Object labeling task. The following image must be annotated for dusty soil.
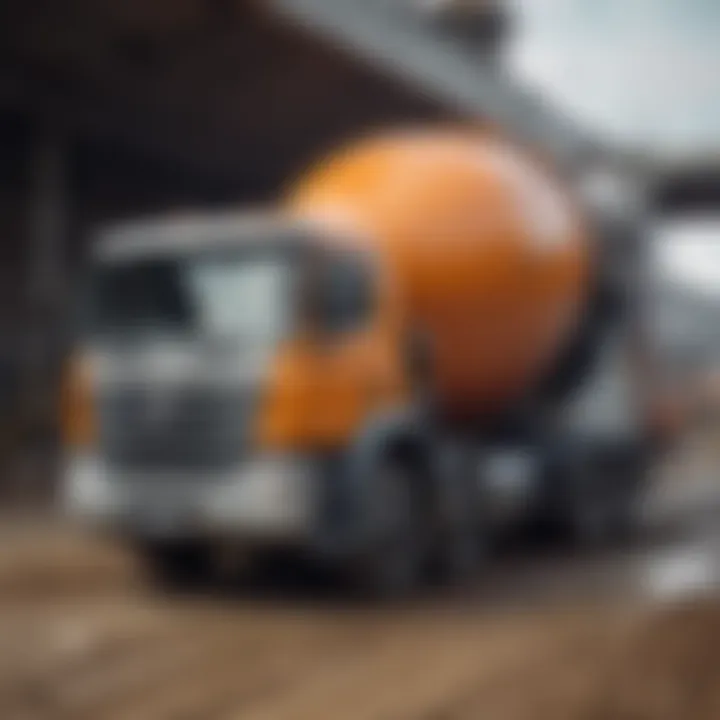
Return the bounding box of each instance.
[0,523,719,720]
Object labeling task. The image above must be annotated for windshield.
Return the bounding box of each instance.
[86,252,293,343]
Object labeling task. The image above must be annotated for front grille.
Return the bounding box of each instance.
[99,385,253,472]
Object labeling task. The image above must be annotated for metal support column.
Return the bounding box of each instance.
[20,125,70,499]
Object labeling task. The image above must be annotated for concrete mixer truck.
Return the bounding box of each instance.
[61,129,671,595]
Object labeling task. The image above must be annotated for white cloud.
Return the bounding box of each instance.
[507,0,720,159]
[653,218,720,296]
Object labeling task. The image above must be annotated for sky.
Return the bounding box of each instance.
[507,0,720,161]
[653,218,720,297]
[503,0,720,296]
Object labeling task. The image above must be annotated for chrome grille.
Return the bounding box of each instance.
[99,385,252,472]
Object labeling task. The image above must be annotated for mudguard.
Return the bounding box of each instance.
[313,407,429,558]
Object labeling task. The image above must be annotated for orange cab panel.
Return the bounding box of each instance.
[288,129,591,420]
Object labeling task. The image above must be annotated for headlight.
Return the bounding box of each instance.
[208,457,316,523]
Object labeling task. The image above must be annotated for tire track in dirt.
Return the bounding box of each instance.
[220,613,564,720]
[1,485,720,720]
[98,608,419,720]
[0,603,183,718]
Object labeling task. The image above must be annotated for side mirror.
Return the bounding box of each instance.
[305,255,374,337]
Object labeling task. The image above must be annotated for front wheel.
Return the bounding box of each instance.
[433,446,488,588]
[353,460,427,599]
[137,540,213,593]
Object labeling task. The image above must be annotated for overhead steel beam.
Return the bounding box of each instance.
[269,0,603,169]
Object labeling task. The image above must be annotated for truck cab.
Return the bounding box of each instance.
[63,212,411,585]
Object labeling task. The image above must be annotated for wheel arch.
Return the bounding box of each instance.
[320,407,434,556]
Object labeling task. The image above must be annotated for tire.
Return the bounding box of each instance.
[434,448,487,588]
[561,452,644,548]
[437,514,486,588]
[603,458,647,543]
[565,470,615,548]
[139,540,213,593]
[353,459,427,599]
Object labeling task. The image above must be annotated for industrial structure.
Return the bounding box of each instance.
[0,0,716,493]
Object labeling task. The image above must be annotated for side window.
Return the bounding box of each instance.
[320,254,375,336]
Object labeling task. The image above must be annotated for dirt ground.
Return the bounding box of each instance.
[0,523,718,720]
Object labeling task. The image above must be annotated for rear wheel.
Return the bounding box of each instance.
[558,448,645,548]
[565,469,616,547]
[436,511,486,588]
[603,456,647,542]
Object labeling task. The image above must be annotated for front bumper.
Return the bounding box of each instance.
[63,454,319,545]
